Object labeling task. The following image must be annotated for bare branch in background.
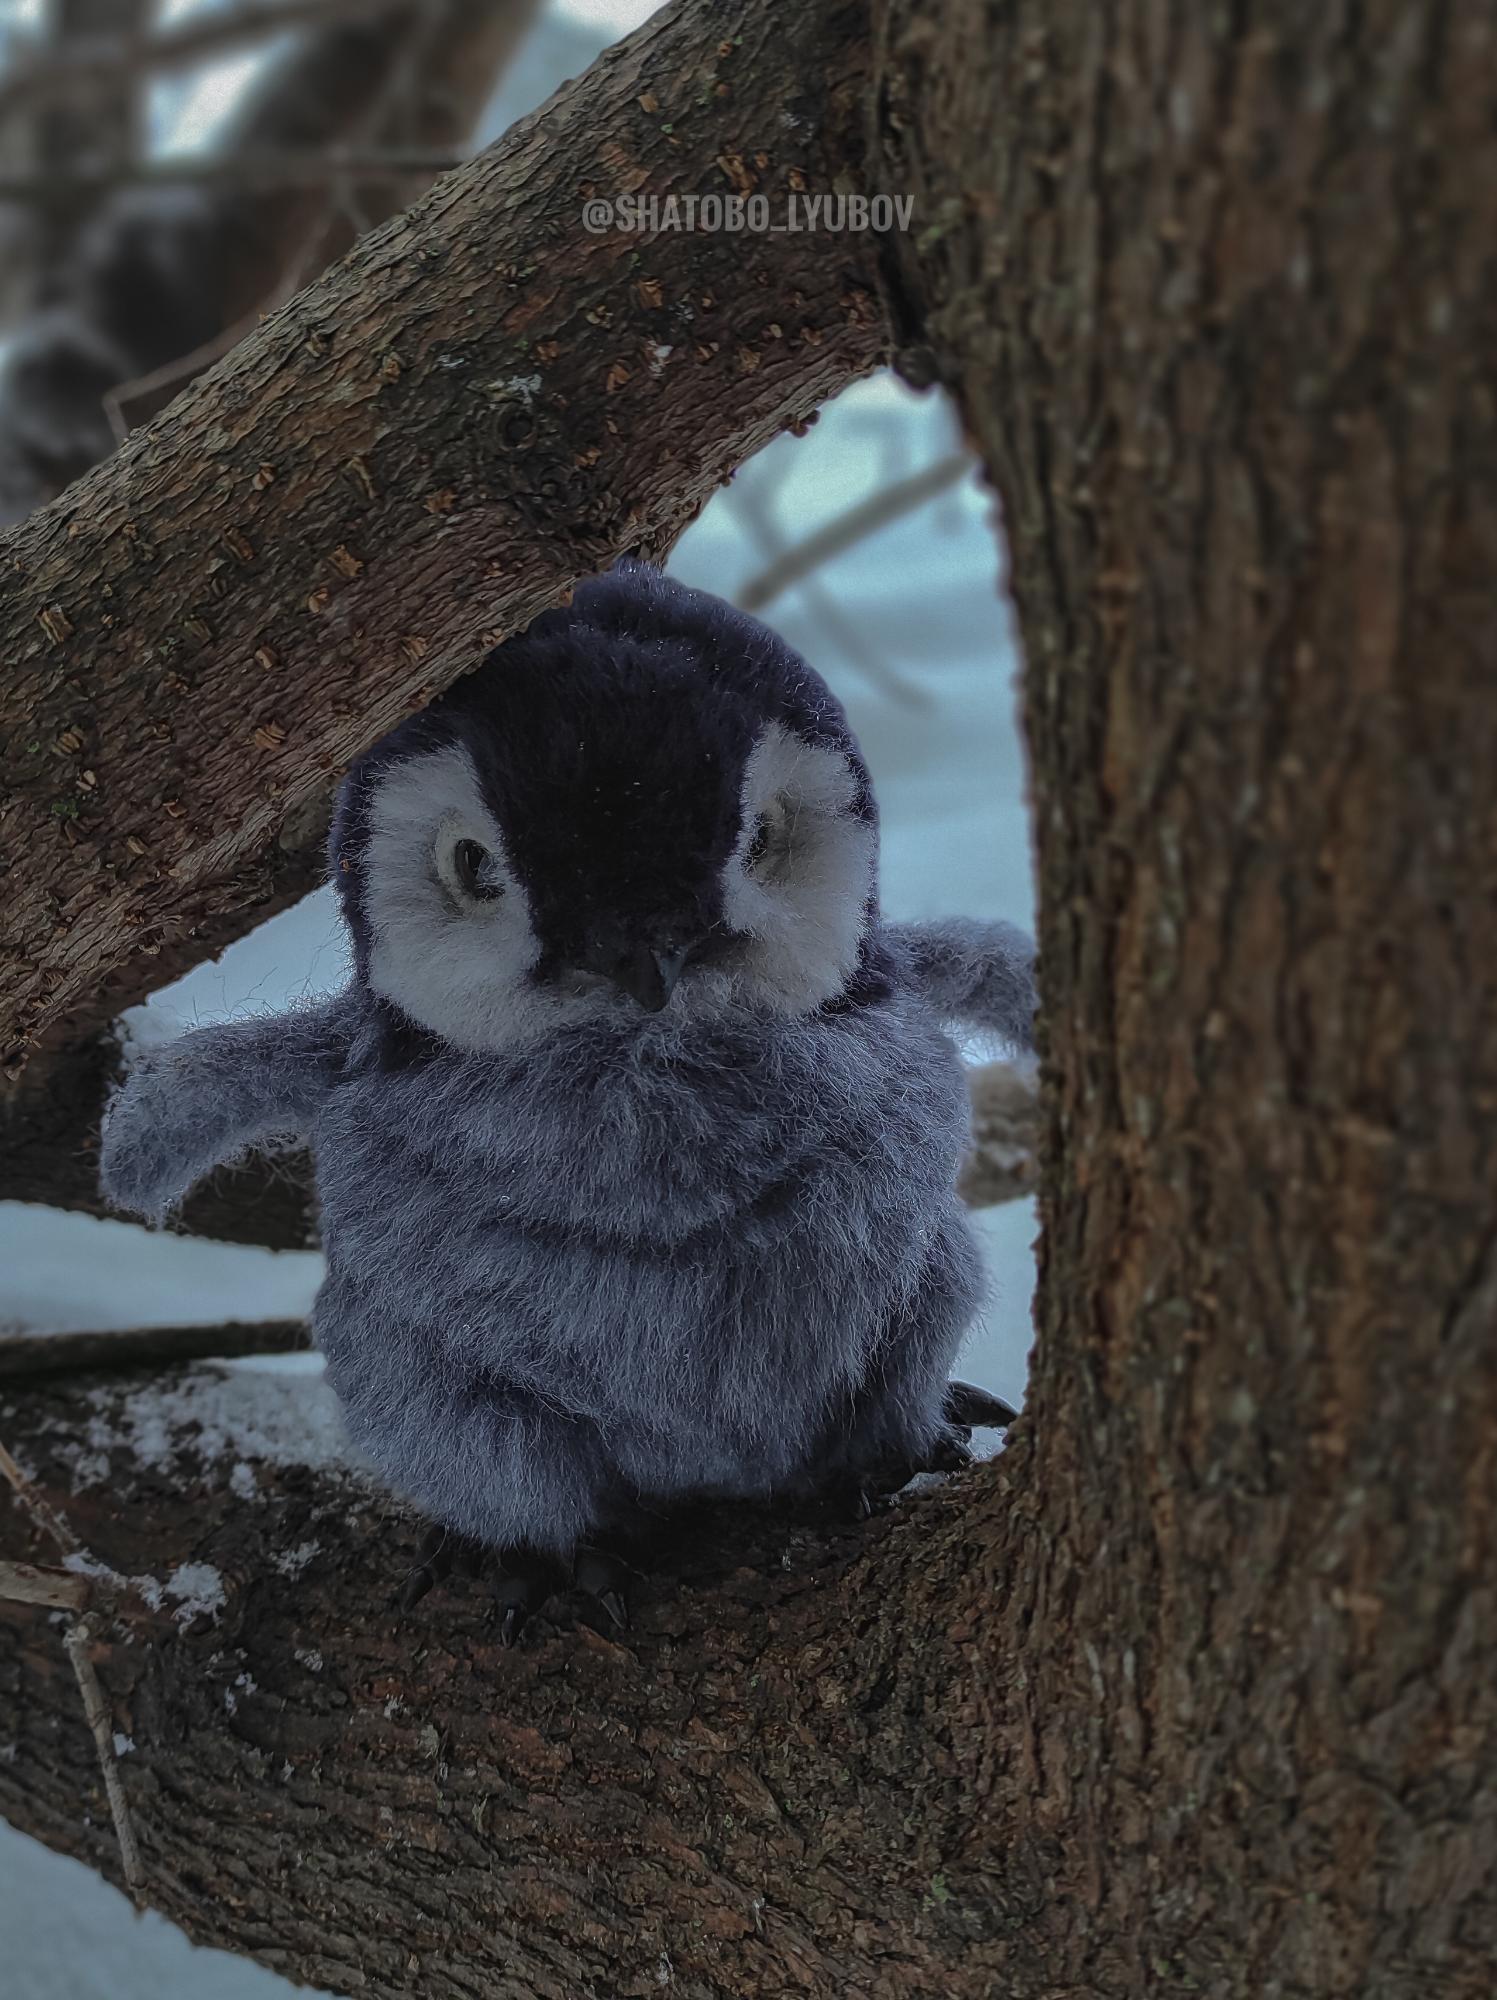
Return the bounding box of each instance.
[728,468,933,711]
[0,1318,313,1382]
[737,451,970,611]
[958,1059,1039,1207]
[0,1,541,525]
[0,0,405,120]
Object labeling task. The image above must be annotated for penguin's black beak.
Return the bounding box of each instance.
[571,925,696,1011]
[609,942,690,1013]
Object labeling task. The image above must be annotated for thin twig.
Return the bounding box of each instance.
[0,147,464,203]
[64,1619,146,1901]
[737,453,971,612]
[0,1434,80,1559]
[105,1,541,438]
[0,0,395,118]
[729,474,932,711]
[106,304,268,442]
[2,1432,144,1899]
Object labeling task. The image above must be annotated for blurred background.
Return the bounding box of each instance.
[0,2,1035,1991]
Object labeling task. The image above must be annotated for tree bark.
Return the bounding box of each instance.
[2,1,1494,1996]
[874,0,1497,1987]
[0,1361,1039,1999]
[0,0,883,1076]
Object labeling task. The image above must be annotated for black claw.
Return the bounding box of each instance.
[398,1523,456,1611]
[816,1478,889,1522]
[492,1552,549,1646]
[944,1379,1020,1430]
[398,1568,435,1611]
[574,1547,632,1633]
[596,1588,630,1633]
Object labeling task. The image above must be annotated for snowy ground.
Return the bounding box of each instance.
[0,5,1037,1992]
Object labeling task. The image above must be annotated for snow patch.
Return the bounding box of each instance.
[294,1648,323,1674]
[222,1675,259,1716]
[116,1002,191,1064]
[272,1540,321,1578]
[58,1361,353,1493]
[59,1550,165,1612]
[111,1734,135,1757]
[165,1563,225,1624]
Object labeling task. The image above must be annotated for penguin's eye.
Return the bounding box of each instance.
[745,817,771,870]
[744,797,792,879]
[453,837,503,901]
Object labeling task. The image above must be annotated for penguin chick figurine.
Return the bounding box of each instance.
[100,562,1036,1638]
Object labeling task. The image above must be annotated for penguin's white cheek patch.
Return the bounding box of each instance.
[721,724,875,1013]
[362,743,542,1050]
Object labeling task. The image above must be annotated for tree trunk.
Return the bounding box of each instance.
[2,2,1494,1996]
[875,0,1497,1986]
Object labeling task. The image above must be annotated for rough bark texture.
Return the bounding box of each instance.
[0,0,883,1073]
[1,1362,1036,1999]
[875,0,1497,1988]
[2,2,1494,1997]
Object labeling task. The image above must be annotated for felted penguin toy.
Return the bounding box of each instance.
[100,562,1036,1637]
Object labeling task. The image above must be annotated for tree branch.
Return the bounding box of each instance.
[0,0,884,1076]
[0,1319,312,1382]
[0,2,541,528]
[0,3,542,1216]
[737,451,967,611]
[0,1357,1032,1997]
